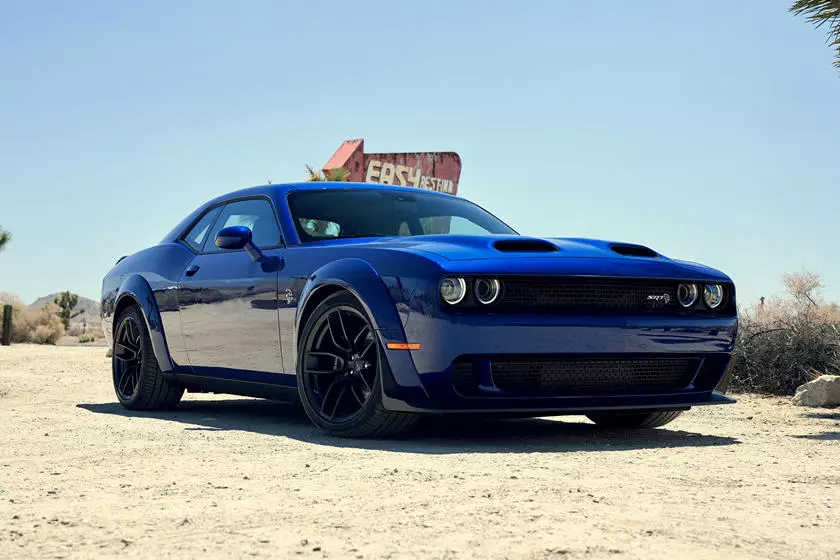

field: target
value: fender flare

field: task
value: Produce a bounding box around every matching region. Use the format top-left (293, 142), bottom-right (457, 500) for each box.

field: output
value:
top-left (113, 275), bottom-right (175, 374)
top-left (294, 259), bottom-right (426, 396)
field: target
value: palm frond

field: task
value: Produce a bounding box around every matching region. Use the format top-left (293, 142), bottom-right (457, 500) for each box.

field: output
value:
top-left (304, 164), bottom-right (325, 182)
top-left (0, 227), bottom-right (11, 251)
top-left (323, 167), bottom-right (351, 182)
top-left (791, 0), bottom-right (840, 67)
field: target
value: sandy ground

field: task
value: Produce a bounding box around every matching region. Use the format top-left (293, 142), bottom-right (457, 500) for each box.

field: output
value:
top-left (0, 345), bottom-right (838, 560)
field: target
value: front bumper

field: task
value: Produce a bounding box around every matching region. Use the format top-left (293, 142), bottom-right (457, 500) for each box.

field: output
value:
top-left (378, 312), bottom-right (737, 413)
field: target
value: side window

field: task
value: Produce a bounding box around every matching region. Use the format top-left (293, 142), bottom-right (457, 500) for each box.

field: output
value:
top-left (181, 206), bottom-right (222, 252)
top-left (206, 198), bottom-right (282, 252)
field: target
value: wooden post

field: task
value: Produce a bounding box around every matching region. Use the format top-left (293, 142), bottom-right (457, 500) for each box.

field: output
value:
top-left (1, 305), bottom-right (12, 346)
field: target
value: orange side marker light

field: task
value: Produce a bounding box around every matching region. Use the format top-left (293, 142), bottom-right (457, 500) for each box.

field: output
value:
top-left (386, 342), bottom-right (421, 351)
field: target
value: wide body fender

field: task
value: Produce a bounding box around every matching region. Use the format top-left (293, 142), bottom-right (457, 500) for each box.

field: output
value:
top-left (294, 259), bottom-right (428, 400)
top-left (113, 274), bottom-right (175, 374)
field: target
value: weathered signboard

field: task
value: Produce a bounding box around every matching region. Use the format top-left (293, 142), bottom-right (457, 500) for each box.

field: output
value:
top-left (322, 139), bottom-right (462, 195)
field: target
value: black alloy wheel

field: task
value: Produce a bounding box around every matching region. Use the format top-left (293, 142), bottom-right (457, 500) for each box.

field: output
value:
top-left (111, 305), bottom-right (184, 410)
top-left (113, 314), bottom-right (143, 400)
top-left (302, 304), bottom-right (377, 423)
top-left (297, 291), bottom-right (419, 437)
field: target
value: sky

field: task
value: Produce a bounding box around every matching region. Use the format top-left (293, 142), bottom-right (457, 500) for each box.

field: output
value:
top-left (1, 0), bottom-right (839, 306)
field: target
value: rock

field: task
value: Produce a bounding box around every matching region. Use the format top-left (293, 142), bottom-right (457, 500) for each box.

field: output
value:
top-left (792, 375), bottom-right (840, 407)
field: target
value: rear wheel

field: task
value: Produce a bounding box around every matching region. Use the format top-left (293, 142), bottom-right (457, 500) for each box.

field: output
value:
top-left (112, 305), bottom-right (184, 410)
top-left (586, 410), bottom-right (684, 429)
top-left (297, 292), bottom-right (419, 437)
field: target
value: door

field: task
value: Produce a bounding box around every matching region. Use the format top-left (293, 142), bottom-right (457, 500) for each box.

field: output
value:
top-left (178, 198), bottom-right (285, 376)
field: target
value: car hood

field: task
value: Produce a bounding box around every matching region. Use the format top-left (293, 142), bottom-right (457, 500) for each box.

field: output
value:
top-left (374, 235), bottom-right (648, 260)
top-left (360, 235), bottom-right (732, 282)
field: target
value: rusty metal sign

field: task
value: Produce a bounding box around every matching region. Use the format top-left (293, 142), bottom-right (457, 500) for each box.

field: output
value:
top-left (322, 139), bottom-right (462, 195)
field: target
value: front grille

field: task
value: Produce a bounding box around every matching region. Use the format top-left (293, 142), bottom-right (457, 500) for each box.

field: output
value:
top-left (452, 361), bottom-right (478, 393)
top-left (498, 278), bottom-right (682, 313)
top-left (452, 356), bottom-right (699, 395)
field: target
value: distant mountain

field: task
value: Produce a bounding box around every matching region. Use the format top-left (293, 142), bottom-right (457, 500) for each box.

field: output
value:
top-left (30, 293), bottom-right (100, 323)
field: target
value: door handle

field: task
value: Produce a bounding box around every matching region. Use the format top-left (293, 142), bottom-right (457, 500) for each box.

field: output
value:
top-left (185, 265), bottom-right (200, 277)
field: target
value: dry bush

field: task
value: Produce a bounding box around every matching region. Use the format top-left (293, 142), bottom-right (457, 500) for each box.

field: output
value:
top-left (10, 303), bottom-right (65, 345)
top-left (732, 272), bottom-right (840, 395)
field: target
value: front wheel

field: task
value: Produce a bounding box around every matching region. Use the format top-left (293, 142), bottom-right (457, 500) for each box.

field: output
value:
top-left (112, 305), bottom-right (184, 410)
top-left (297, 292), bottom-right (419, 437)
top-left (586, 410), bottom-right (684, 429)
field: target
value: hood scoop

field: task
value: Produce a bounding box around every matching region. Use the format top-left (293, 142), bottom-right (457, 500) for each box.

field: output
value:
top-left (493, 239), bottom-right (560, 253)
top-left (609, 243), bottom-right (658, 258)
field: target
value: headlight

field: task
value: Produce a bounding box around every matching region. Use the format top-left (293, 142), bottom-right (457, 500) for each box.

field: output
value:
top-left (440, 277), bottom-right (467, 305)
top-left (474, 278), bottom-right (501, 305)
top-left (677, 283), bottom-right (699, 308)
top-left (704, 284), bottom-right (724, 309)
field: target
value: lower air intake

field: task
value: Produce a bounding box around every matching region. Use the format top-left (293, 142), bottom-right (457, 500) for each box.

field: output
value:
top-left (452, 357), bottom-right (700, 395)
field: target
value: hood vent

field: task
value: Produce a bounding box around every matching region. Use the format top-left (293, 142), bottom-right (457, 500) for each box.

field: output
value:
top-left (493, 239), bottom-right (559, 253)
top-left (610, 243), bottom-right (658, 258)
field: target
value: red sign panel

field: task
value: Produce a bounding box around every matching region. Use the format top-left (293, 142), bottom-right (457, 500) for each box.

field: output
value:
top-left (322, 139), bottom-right (462, 195)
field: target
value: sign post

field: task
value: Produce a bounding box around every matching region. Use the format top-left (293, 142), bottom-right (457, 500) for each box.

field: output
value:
top-left (322, 139), bottom-right (462, 195)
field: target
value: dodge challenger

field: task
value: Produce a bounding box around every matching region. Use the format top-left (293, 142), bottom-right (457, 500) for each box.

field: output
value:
top-left (101, 182), bottom-right (737, 437)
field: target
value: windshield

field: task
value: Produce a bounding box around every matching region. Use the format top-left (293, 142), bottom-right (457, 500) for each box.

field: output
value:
top-left (287, 189), bottom-right (516, 242)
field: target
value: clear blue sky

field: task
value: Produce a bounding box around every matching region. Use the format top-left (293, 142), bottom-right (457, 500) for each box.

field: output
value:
top-left (1, 0), bottom-right (839, 306)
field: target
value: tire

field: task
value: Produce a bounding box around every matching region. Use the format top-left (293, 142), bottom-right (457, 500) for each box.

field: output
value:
top-left (112, 305), bottom-right (184, 410)
top-left (297, 291), bottom-right (420, 437)
top-left (586, 410), bottom-right (684, 429)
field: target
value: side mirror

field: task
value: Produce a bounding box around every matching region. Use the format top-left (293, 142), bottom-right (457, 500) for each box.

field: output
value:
top-left (214, 225), bottom-right (276, 267)
top-left (215, 225), bottom-right (252, 250)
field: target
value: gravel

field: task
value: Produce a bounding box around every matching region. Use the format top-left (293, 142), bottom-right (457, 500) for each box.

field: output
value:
top-left (1, 344), bottom-right (838, 559)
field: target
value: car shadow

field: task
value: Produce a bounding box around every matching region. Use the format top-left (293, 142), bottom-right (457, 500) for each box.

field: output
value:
top-left (791, 432), bottom-right (840, 441)
top-left (76, 399), bottom-right (740, 454)
top-left (801, 411), bottom-right (840, 420)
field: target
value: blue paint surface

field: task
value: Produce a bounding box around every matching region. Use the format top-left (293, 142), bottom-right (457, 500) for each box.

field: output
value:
top-left (102, 182), bottom-right (736, 413)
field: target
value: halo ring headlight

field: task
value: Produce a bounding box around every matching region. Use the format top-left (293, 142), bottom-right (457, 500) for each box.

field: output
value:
top-left (677, 283), bottom-right (699, 308)
top-left (440, 277), bottom-right (467, 305)
top-left (474, 278), bottom-right (501, 305)
top-left (703, 284), bottom-right (725, 309)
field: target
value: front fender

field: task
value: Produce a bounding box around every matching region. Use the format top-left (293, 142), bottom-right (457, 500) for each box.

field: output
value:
top-left (296, 259), bottom-right (403, 333)
top-left (295, 259), bottom-right (427, 398)
top-left (115, 275), bottom-right (175, 374)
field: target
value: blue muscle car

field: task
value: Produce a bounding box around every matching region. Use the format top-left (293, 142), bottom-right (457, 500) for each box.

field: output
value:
top-left (101, 182), bottom-right (737, 437)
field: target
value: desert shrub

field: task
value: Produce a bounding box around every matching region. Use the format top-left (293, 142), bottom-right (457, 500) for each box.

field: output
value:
top-left (732, 272), bottom-right (840, 395)
top-left (78, 333), bottom-right (96, 343)
top-left (10, 303), bottom-right (65, 345)
top-left (31, 324), bottom-right (63, 344)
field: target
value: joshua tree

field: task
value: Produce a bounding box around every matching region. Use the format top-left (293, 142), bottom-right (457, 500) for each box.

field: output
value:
top-left (791, 0), bottom-right (840, 68)
top-left (304, 164), bottom-right (351, 182)
top-left (0, 227), bottom-right (10, 251)
top-left (54, 291), bottom-right (83, 330)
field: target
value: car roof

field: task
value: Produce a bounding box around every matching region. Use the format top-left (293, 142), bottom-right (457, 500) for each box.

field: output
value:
top-left (160, 182), bottom-right (456, 244)
top-left (225, 181), bottom-right (454, 199)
